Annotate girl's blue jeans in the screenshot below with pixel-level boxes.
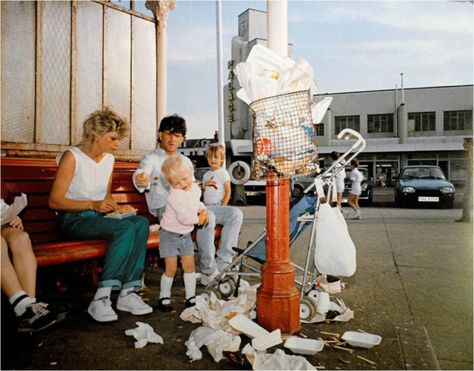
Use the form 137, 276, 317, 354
57, 210, 149, 291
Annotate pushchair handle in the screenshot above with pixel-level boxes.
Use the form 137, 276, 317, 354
304, 129, 366, 193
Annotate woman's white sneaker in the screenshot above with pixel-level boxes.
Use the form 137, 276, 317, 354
87, 297, 118, 322
117, 292, 153, 315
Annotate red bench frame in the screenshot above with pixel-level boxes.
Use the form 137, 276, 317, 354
1, 157, 221, 272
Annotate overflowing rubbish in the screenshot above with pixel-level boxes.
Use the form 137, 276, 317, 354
184, 326, 241, 362
180, 284, 258, 331
234, 45, 325, 179
251, 329, 283, 351
234, 45, 317, 103
125, 322, 163, 349
242, 345, 316, 370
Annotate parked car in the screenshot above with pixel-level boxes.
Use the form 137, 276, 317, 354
341, 167, 373, 205
394, 165, 455, 208
291, 167, 373, 205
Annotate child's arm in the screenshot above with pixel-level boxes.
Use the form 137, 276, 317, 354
222, 180, 231, 206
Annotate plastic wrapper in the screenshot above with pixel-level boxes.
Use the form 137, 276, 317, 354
124, 322, 163, 349
184, 326, 241, 362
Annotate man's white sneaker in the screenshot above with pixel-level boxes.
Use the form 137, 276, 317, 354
116, 292, 153, 315
200, 270, 219, 286
88, 297, 118, 322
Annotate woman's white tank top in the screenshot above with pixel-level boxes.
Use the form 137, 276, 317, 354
57, 147, 114, 201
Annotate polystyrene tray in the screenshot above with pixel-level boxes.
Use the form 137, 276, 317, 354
104, 211, 137, 219
341, 331, 382, 348
284, 336, 324, 355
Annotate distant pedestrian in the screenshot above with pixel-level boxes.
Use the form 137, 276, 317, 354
347, 159, 364, 220
202, 144, 243, 271
329, 151, 346, 210
157, 155, 204, 312
456, 137, 473, 223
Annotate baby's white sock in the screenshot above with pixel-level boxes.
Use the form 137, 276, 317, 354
159, 274, 174, 304
183, 272, 196, 299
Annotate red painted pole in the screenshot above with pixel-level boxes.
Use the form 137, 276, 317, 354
256, 173, 300, 334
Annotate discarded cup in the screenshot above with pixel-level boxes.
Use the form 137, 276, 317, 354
341, 331, 382, 348
284, 336, 324, 355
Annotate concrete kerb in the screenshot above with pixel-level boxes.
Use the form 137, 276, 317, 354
397, 321, 441, 370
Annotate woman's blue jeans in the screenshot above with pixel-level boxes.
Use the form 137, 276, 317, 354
57, 211, 149, 291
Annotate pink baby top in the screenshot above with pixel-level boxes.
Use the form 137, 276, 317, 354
160, 183, 206, 234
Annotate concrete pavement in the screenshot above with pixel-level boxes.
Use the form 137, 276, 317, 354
1, 205, 472, 370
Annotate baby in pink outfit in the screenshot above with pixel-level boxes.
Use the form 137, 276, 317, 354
157, 155, 207, 312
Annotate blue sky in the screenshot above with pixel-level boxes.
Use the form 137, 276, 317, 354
144, 0, 473, 139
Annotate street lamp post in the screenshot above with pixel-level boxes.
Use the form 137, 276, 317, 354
256, 0, 300, 335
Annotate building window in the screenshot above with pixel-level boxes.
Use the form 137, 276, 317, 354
368, 114, 394, 133
408, 112, 435, 132
444, 110, 472, 131
315, 123, 324, 136
334, 115, 360, 134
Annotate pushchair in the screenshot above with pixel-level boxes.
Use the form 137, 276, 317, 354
201, 129, 366, 320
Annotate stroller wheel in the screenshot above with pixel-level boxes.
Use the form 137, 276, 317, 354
300, 298, 317, 321
218, 278, 236, 299
307, 289, 320, 301
201, 288, 222, 303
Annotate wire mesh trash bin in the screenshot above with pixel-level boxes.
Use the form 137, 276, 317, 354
249, 90, 319, 180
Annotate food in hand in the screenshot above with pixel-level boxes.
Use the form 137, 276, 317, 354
107, 205, 137, 215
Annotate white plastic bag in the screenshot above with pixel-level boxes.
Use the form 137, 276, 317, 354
314, 179, 356, 277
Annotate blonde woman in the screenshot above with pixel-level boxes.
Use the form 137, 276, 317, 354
49, 108, 152, 322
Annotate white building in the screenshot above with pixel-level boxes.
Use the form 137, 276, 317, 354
225, 9, 473, 186
314, 85, 473, 185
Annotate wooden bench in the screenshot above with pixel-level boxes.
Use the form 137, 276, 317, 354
1, 157, 221, 277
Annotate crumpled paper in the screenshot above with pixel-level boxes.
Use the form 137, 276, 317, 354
242, 344, 316, 370
235, 45, 318, 103
180, 282, 259, 333
185, 326, 241, 362
125, 322, 163, 348
1, 193, 27, 226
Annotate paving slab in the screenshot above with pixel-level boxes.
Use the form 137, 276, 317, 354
1, 206, 472, 370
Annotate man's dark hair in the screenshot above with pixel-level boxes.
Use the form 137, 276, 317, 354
330, 151, 340, 161
158, 114, 187, 141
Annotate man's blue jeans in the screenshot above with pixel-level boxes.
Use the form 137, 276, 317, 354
57, 211, 149, 290
207, 206, 244, 270
246, 195, 316, 261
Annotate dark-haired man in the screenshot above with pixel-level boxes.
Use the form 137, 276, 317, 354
133, 115, 221, 285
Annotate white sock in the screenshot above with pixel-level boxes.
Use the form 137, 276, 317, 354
119, 288, 134, 297
159, 274, 174, 301
94, 286, 112, 300
183, 272, 196, 300
9, 291, 35, 317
